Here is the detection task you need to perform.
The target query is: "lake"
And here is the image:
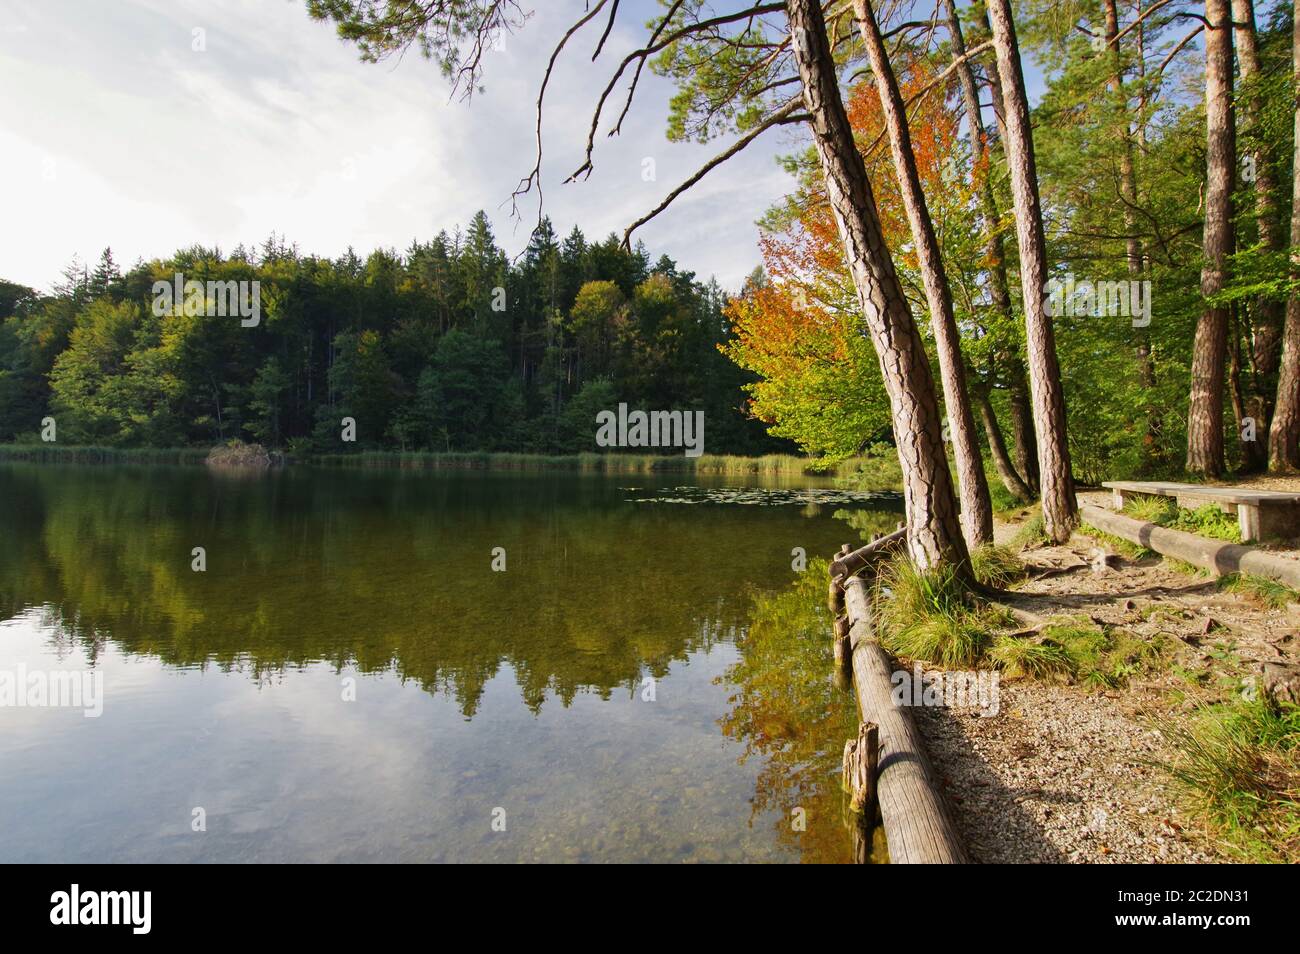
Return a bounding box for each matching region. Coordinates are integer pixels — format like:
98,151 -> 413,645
0,462 -> 902,863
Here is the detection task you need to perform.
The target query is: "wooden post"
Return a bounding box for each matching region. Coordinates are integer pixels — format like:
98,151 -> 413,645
828,526 -> 908,582
828,579 -> 845,615
833,617 -> 852,677
842,721 -> 879,816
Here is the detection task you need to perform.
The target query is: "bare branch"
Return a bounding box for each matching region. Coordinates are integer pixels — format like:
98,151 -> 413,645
622,96 -> 804,247
510,0 -> 612,223
592,0 -> 620,61
568,3 -> 786,182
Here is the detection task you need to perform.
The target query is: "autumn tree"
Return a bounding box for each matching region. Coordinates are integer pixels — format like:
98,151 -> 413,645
851,0 -> 993,548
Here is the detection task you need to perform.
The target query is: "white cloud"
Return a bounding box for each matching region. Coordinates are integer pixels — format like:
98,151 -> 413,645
0,0 -> 795,292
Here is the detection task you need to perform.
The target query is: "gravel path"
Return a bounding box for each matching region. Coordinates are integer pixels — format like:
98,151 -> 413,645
907,505 -> 1300,863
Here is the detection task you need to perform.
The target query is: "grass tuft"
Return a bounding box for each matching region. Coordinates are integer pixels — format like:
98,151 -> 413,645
1159,700 -> 1300,863
874,560 -> 1004,668
970,544 -> 1026,589
1122,497 -> 1242,543
988,635 -> 1075,680
1010,513 -> 1048,549
1217,573 -> 1299,609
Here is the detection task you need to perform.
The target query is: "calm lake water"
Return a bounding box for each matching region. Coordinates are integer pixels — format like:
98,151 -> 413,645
0,462 -> 902,863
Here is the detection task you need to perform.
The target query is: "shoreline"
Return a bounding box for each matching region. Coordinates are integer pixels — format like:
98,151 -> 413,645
0,443 -> 900,481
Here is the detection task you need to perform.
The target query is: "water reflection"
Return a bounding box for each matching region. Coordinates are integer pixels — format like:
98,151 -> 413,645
0,462 -> 902,862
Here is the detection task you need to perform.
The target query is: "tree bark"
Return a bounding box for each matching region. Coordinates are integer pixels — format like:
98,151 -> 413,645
1234,0 -> 1283,471
1104,0 -> 1161,467
942,0 -> 1036,502
785,0 -> 969,573
1186,0 -> 1236,477
986,0 -> 1078,541
1269,7 -> 1300,472
975,388 -> 1033,502
852,0 -> 993,549
1007,354 -> 1039,492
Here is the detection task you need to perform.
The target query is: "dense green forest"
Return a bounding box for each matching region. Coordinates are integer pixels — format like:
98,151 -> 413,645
0,214 -> 789,457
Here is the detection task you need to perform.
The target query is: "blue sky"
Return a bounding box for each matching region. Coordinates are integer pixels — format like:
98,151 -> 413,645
0,0 -> 1051,294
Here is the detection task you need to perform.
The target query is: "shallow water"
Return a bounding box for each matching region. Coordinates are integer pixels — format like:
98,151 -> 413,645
0,463 -> 901,862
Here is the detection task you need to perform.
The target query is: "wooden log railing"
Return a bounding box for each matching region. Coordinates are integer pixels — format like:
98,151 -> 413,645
1081,504 -> 1300,588
829,525 -> 908,583
829,529 -> 971,864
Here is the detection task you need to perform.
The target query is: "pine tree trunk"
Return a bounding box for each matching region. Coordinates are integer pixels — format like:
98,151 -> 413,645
1269,8 -> 1300,472
975,388 -> 1033,503
1234,0 -> 1283,471
943,0 -> 1034,503
852,0 -> 992,549
785,0 -> 969,573
986,0 -> 1078,542
1007,355 -> 1039,493
1104,0 -> 1162,467
1186,0 -> 1236,477
972,3 -> 1040,493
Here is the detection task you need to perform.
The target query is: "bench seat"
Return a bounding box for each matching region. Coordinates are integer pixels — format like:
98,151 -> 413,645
1100,480 -> 1300,543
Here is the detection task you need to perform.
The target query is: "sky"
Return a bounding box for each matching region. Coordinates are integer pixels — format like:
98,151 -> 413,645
0,0 -> 812,294
0,0 -> 1056,296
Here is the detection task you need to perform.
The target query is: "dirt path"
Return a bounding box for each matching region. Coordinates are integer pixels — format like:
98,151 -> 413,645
914,504 -> 1300,863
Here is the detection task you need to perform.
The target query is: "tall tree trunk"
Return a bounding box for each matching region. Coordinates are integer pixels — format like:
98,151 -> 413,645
1234,0 -> 1283,471
1104,0 -> 1161,467
986,0 -> 1078,542
1007,357 -> 1039,492
1229,307 -> 1249,465
1269,8 -> 1300,471
1186,0 -> 1236,477
943,0 -> 1034,501
785,0 -> 969,573
852,0 -> 993,549
975,388 -> 1033,502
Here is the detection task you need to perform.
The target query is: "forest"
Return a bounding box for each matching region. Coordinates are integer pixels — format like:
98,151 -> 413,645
0,217 -> 785,457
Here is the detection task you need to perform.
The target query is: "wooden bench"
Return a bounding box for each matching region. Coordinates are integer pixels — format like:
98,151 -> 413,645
1101,480 -> 1300,543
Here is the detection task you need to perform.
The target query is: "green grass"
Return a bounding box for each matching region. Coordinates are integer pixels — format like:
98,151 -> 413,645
987,635 -> 1075,679
987,475 -> 1034,516
1167,504 -> 1242,542
1122,497 -> 1242,543
1165,556 -> 1211,577
1159,699 -> 1300,863
1009,513 -> 1048,549
0,443 -> 210,465
970,544 -> 1026,588
989,621 -> 1170,689
1217,573 -> 1300,609
873,559 -> 1014,668
1079,524 -> 1155,560
1123,495 -> 1178,524
871,557 -> 1171,687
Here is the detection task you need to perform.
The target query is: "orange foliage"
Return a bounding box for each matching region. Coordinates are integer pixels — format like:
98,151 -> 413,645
723,58 -> 972,452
